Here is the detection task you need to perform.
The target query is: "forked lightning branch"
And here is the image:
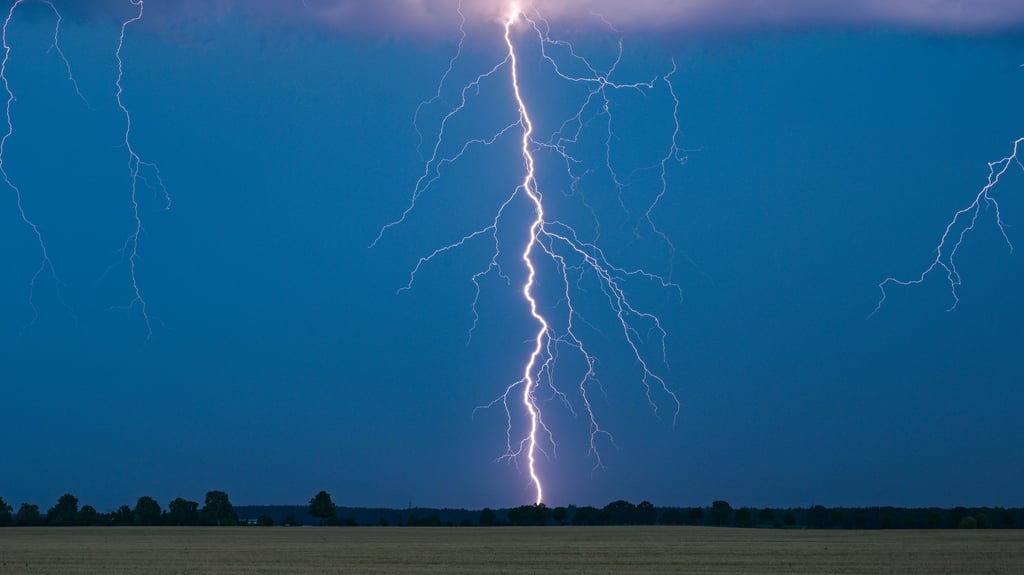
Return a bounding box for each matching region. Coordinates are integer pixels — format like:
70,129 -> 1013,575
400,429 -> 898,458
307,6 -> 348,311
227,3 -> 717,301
5,0 -> 1018,508
1,0 -> 166,339
374,3 -> 686,504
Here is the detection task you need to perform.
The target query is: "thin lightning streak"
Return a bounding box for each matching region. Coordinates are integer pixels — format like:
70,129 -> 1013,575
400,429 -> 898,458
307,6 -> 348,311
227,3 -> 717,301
1,0 -> 86,329
3,0 -> 165,337
650,61 -> 687,276
872,137 -> 1023,316
45,2 -> 87,107
379,3 -> 684,505
114,0 -> 170,341
412,0 -> 466,163
370,51 -> 509,248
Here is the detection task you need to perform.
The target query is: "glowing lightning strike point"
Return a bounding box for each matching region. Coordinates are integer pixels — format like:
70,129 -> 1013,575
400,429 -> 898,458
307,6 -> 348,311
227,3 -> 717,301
379,3 -> 684,506
114,0 -> 170,340
872,137 -> 1023,316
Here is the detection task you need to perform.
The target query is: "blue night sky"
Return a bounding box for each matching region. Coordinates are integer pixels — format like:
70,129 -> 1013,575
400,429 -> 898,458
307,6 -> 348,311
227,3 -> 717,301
2,1 -> 1023,512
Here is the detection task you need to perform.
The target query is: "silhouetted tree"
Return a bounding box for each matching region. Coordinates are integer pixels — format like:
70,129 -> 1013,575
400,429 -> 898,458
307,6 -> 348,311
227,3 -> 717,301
16,503 -> 42,526
571,506 -> 599,525
950,506 -> 969,529
47,493 -> 79,526
999,512 -> 1015,528
901,513 -> 918,529
710,500 -> 732,526
309,491 -> 337,526
603,500 -> 638,524
783,512 -> 796,526
479,507 -> 497,526
734,507 -> 752,527
508,505 -> 542,526
659,508 -> 685,525
200,490 -> 237,526
167,498 -> 199,525
976,514 -> 992,529
688,507 -> 705,524
133,496 -> 163,525
531,503 -> 550,525
637,501 -> 657,525
808,505 -> 829,529
75,505 -> 100,526
111,505 -> 134,525
830,509 -> 845,528
0,497 -> 12,526
506,506 -> 523,525
552,506 -> 569,525
257,515 -> 274,526
959,516 -> 977,529
758,508 -> 775,524
502,504 -> 551,526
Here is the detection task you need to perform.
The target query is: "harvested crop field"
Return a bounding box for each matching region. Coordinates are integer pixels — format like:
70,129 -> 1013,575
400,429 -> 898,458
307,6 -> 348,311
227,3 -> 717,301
1,526 -> 1022,574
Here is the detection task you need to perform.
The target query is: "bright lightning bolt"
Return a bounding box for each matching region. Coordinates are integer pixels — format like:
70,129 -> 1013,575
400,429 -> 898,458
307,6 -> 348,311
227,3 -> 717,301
0,0 -> 85,329
376,3 -> 685,505
872,137 -> 1023,316
504,2 -> 547,504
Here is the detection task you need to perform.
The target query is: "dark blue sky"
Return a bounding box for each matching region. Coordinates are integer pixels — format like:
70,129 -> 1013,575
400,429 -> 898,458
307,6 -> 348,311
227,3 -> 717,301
2,1 -> 1023,511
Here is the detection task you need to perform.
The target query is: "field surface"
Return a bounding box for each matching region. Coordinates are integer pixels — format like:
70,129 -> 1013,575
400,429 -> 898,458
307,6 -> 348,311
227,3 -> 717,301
1,526 -> 1022,574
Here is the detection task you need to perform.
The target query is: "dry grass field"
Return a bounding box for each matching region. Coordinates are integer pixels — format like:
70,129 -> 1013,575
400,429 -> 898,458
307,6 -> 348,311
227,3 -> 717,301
1,526 -> 1022,574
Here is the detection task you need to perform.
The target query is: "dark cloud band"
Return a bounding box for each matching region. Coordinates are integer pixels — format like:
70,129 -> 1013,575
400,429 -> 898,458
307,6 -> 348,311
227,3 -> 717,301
50,0 -> 1024,36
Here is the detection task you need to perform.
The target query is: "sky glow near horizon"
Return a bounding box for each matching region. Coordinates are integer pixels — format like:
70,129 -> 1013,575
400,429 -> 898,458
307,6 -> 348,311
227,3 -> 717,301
1,0 -> 1023,511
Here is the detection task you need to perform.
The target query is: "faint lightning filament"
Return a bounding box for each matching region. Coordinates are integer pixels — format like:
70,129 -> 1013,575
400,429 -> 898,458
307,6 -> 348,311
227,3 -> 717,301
2,0 -> 167,337
873,137 -> 1023,315
1,0 -> 85,328
115,0 -> 170,340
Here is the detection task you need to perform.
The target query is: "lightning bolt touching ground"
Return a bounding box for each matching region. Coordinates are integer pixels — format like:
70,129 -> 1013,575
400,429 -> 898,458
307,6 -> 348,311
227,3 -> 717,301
376,3 -> 685,504
0,0 -> 85,329
872,137 -> 1023,316
114,0 -> 170,341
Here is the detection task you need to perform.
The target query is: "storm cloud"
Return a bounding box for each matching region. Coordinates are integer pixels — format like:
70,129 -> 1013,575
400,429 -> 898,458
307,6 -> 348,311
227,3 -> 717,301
315,0 -> 1024,33
51,0 -> 1024,36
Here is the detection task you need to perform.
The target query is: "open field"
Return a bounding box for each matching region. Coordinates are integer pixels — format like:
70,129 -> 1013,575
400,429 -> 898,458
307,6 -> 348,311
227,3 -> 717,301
1,526 -> 1022,574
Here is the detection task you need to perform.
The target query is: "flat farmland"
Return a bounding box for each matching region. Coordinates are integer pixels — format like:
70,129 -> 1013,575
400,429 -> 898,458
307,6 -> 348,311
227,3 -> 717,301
1,526 -> 1022,574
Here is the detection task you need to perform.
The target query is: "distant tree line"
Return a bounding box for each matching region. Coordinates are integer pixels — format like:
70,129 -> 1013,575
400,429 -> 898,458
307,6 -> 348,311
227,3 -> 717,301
0,490 -> 356,528
243,499 -> 1024,529
0,491 -> 238,527
481,500 -> 1021,530
3,493 -> 1020,530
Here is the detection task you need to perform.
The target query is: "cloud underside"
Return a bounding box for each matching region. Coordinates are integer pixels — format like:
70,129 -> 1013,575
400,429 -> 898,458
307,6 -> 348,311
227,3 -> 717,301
317,0 -> 1024,32
53,0 -> 1024,35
